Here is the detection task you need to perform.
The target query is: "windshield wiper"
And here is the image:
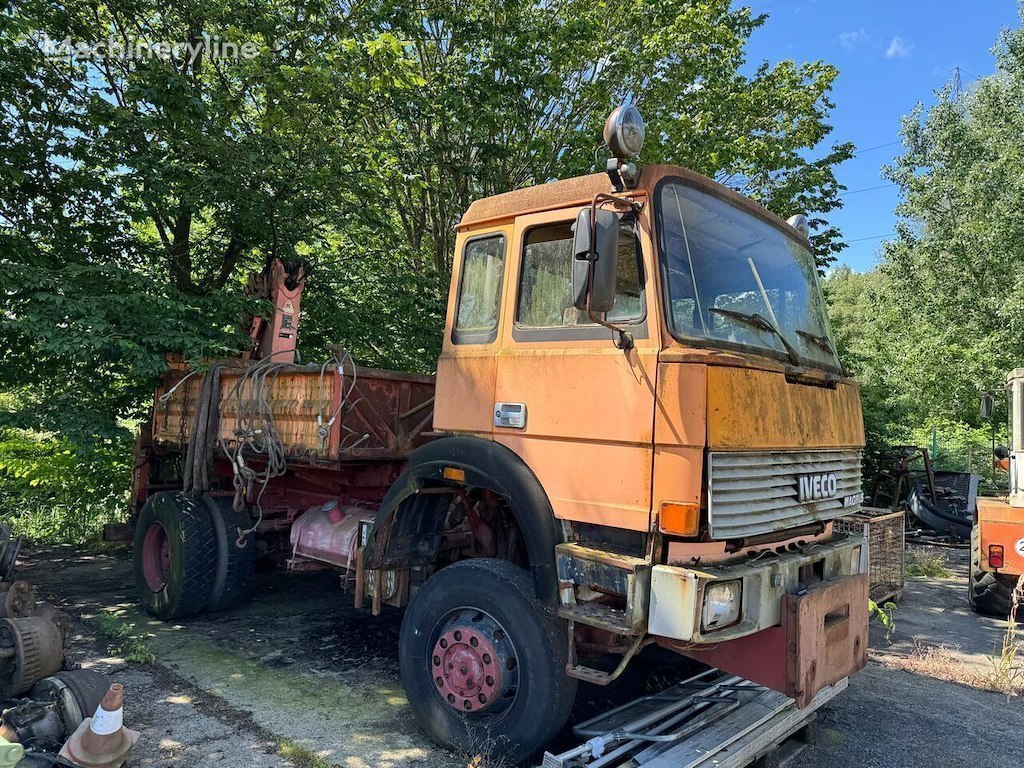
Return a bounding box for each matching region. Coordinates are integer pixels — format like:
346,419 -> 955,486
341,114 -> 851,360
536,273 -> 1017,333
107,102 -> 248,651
796,328 -> 848,376
796,329 -> 835,355
708,307 -> 803,366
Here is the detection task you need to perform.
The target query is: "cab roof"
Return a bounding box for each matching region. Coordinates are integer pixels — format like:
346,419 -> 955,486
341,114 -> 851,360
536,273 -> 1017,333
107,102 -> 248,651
458,164 -> 804,245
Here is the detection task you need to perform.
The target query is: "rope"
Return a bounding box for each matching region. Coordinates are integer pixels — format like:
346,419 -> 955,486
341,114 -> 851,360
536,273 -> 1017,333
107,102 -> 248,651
220,348 -> 367,545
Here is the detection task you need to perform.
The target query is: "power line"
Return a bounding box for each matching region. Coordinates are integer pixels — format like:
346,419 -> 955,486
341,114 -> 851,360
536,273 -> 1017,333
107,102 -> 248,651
852,140 -> 901,156
840,183 -> 897,197
846,233 -> 896,243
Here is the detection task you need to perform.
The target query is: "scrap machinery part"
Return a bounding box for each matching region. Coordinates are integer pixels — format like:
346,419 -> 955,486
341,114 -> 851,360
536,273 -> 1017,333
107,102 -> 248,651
0,670 -> 110,755
0,617 -> 64,697
0,582 -> 36,620
540,671 -> 848,768
31,602 -> 67,649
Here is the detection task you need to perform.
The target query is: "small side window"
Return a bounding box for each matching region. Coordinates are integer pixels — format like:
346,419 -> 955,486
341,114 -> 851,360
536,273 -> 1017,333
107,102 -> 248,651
453,234 -> 506,344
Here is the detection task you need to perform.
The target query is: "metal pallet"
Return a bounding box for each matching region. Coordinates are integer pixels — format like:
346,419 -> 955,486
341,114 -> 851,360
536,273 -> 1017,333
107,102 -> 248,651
541,670 -> 847,768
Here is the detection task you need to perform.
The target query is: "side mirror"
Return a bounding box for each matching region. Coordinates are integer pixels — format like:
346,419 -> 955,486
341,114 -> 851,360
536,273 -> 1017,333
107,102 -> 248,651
572,208 -> 620,313
980,393 -> 995,420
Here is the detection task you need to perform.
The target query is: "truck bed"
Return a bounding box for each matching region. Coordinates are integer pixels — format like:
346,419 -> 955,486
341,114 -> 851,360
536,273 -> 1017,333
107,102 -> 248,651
151,361 -> 436,464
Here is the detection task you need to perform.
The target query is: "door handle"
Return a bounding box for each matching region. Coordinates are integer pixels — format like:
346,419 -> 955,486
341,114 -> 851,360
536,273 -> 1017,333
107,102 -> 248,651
494,402 -> 527,429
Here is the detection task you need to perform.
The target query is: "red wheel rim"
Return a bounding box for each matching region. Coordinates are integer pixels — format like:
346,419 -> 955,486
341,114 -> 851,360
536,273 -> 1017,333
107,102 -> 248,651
430,608 -> 519,717
141,521 -> 171,592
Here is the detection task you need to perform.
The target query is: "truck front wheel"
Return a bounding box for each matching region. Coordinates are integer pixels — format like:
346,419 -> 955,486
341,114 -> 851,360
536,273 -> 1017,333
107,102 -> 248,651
133,492 -> 218,620
398,558 -> 576,763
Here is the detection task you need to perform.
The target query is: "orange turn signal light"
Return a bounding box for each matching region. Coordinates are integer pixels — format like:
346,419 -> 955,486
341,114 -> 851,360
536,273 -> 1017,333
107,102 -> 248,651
442,466 -> 466,482
660,502 -> 700,537
989,544 -> 1005,569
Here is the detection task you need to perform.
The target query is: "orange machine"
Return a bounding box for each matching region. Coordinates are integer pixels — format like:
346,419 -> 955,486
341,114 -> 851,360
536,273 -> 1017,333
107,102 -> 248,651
127,106 -> 868,762
971,369 -> 1024,617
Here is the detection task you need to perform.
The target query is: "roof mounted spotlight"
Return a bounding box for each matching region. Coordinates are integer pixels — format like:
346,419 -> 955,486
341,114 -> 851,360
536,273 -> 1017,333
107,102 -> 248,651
603,104 -> 645,192
786,214 -> 810,239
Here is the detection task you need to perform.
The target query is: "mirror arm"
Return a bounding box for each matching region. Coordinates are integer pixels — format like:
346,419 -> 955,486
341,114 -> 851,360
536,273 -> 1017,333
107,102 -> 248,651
584,193 -> 643,351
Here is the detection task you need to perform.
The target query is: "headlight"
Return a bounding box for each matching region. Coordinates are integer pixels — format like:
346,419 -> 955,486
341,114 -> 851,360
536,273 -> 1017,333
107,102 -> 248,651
603,104 -> 646,159
701,579 -> 742,631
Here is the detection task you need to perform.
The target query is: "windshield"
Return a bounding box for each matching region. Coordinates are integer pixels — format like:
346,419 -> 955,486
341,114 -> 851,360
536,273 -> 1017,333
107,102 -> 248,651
656,180 -> 841,371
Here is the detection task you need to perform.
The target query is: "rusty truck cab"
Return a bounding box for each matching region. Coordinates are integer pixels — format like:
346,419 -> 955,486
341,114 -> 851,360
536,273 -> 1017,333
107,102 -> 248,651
430,162 -> 867,701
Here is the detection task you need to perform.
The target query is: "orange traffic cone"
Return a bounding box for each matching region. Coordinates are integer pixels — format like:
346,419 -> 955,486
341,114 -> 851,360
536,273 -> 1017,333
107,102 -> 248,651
59,683 -> 140,768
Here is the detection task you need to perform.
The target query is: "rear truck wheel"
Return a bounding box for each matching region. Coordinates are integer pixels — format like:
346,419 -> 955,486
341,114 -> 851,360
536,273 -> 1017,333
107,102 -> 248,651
204,496 -> 257,613
969,524 -> 1013,616
398,558 -> 577,763
133,492 -> 218,620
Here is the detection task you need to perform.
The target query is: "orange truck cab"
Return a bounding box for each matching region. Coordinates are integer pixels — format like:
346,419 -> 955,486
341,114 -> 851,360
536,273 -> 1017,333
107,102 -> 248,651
429,157 -> 867,695
972,368 -> 1024,616
129,108 -> 868,763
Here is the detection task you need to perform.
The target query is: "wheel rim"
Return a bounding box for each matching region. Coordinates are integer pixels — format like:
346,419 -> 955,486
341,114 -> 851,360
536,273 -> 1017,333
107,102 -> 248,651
429,607 -> 520,717
141,521 -> 171,592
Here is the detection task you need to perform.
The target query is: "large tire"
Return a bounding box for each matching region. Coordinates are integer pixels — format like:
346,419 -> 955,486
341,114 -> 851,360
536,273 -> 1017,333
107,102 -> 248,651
133,492 -> 217,620
204,497 -> 257,613
969,524 -> 1013,617
399,559 -> 576,764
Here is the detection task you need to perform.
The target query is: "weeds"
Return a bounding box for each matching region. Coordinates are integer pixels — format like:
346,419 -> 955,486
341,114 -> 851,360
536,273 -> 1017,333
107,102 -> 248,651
983,615 -> 1023,695
881,642 -> 987,688
868,599 -> 898,642
984,581 -> 1024,695
905,551 -> 952,578
96,612 -> 155,664
278,739 -> 337,768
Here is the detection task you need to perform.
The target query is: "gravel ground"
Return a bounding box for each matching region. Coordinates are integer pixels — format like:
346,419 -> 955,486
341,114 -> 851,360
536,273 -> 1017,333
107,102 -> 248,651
16,542 -> 1024,767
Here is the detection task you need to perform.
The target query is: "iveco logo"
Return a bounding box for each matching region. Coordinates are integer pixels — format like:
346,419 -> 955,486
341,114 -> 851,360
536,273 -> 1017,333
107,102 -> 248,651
797,472 -> 838,503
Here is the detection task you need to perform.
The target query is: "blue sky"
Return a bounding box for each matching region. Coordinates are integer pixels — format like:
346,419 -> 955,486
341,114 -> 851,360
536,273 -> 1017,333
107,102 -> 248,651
739,1 -> 1022,271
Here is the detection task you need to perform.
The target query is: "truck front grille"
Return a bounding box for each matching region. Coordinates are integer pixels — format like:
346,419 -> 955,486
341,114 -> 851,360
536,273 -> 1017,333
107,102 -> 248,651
707,450 -> 863,540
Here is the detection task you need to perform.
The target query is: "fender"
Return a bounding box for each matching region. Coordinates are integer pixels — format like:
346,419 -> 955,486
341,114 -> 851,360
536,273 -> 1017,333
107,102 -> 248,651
363,436 -> 562,604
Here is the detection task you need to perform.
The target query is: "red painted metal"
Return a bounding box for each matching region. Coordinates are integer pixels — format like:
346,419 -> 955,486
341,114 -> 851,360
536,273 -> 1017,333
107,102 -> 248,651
244,259 -> 305,364
659,627 -> 788,694
140,522 -> 171,592
433,628 -> 501,713
431,609 -> 519,716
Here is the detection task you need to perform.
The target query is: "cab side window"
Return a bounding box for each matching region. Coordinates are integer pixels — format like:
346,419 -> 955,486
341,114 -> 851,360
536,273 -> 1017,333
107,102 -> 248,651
453,234 -> 506,344
516,221 -> 643,329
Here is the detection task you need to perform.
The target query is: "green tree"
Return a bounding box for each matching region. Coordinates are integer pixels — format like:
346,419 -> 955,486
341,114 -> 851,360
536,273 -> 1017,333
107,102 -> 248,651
880,21 -> 1024,425
1,0 -> 857,539
353,0 -> 853,273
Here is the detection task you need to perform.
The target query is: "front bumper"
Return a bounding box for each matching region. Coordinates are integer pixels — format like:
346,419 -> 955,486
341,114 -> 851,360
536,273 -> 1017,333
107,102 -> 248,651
648,532 -> 865,643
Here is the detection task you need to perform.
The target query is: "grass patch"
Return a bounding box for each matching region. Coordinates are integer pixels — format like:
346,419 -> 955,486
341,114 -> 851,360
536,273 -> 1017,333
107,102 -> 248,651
278,739 -> 338,768
879,637 -> 1024,696
905,550 -> 952,578
95,611 -> 156,663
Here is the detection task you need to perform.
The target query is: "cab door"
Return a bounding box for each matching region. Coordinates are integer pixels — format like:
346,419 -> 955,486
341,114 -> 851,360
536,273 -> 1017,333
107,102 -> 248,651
492,207 -> 660,532
434,226 -> 512,436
